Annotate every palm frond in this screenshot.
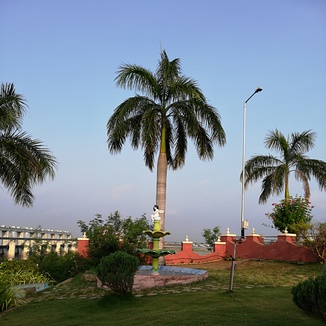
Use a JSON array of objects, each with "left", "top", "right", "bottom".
[
  {"left": 0, "top": 83, "right": 27, "bottom": 131},
  {"left": 0, "top": 130, "right": 57, "bottom": 206},
  {"left": 290, "top": 130, "right": 315, "bottom": 154}
]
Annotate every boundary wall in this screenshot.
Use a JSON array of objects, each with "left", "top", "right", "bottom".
[
  {"left": 164, "top": 230, "right": 317, "bottom": 264},
  {"left": 77, "top": 230, "right": 318, "bottom": 264}
]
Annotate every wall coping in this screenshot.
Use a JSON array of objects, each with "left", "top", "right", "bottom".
[{"left": 278, "top": 233, "right": 296, "bottom": 237}]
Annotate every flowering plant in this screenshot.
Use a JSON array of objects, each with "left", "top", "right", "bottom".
[{"left": 266, "top": 196, "right": 313, "bottom": 233}]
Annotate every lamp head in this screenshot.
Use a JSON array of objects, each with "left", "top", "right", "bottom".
[{"left": 255, "top": 87, "right": 263, "bottom": 93}]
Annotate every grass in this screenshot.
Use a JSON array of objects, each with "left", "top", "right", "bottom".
[{"left": 0, "top": 260, "right": 324, "bottom": 325}]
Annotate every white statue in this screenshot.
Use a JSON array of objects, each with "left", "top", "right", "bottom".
[{"left": 151, "top": 205, "right": 164, "bottom": 222}]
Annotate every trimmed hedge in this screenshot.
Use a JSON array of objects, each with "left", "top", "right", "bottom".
[
  {"left": 292, "top": 273, "right": 326, "bottom": 321},
  {"left": 97, "top": 251, "right": 140, "bottom": 295}
]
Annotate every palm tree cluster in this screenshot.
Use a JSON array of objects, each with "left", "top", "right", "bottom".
[
  {"left": 243, "top": 129, "right": 326, "bottom": 204},
  {"left": 0, "top": 83, "right": 57, "bottom": 206},
  {"left": 107, "top": 50, "right": 226, "bottom": 234}
]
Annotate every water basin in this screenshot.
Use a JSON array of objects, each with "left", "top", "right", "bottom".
[{"left": 133, "top": 266, "right": 208, "bottom": 290}]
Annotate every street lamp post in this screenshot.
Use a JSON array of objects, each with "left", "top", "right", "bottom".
[{"left": 241, "top": 87, "right": 263, "bottom": 238}]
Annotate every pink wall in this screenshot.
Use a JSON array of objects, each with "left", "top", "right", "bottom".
[
  {"left": 165, "top": 241, "right": 226, "bottom": 265},
  {"left": 77, "top": 238, "right": 89, "bottom": 258},
  {"left": 77, "top": 232, "right": 318, "bottom": 264},
  {"left": 219, "top": 233, "right": 317, "bottom": 263}
]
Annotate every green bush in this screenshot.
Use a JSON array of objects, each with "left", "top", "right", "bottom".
[
  {"left": 96, "top": 251, "right": 140, "bottom": 295},
  {"left": 0, "top": 260, "right": 49, "bottom": 285},
  {"left": 0, "top": 261, "right": 46, "bottom": 312},
  {"left": 35, "top": 252, "right": 90, "bottom": 283},
  {"left": 28, "top": 247, "right": 91, "bottom": 284},
  {"left": 266, "top": 196, "right": 313, "bottom": 233},
  {"left": 0, "top": 275, "right": 24, "bottom": 312},
  {"left": 292, "top": 274, "right": 326, "bottom": 321},
  {"left": 78, "top": 212, "right": 149, "bottom": 267}
]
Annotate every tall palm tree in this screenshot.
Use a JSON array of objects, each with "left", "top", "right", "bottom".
[
  {"left": 0, "top": 83, "right": 57, "bottom": 206},
  {"left": 243, "top": 129, "right": 326, "bottom": 204},
  {"left": 107, "top": 50, "right": 226, "bottom": 241}
]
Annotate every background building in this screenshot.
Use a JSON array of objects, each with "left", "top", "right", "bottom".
[{"left": 0, "top": 225, "right": 76, "bottom": 260}]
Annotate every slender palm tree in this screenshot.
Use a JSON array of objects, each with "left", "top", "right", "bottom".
[
  {"left": 107, "top": 50, "right": 226, "bottom": 241},
  {"left": 0, "top": 83, "right": 57, "bottom": 206},
  {"left": 243, "top": 129, "right": 326, "bottom": 204}
]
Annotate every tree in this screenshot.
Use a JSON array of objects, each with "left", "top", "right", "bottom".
[
  {"left": 265, "top": 196, "right": 313, "bottom": 233},
  {"left": 202, "top": 226, "right": 221, "bottom": 248},
  {"left": 294, "top": 221, "right": 326, "bottom": 263},
  {"left": 107, "top": 51, "right": 226, "bottom": 244},
  {"left": 77, "top": 211, "right": 149, "bottom": 266},
  {"left": 0, "top": 83, "right": 57, "bottom": 206},
  {"left": 243, "top": 129, "right": 326, "bottom": 204}
]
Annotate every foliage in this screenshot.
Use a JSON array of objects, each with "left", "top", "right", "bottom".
[
  {"left": 266, "top": 196, "right": 313, "bottom": 233},
  {"left": 202, "top": 226, "right": 221, "bottom": 248},
  {"left": 96, "top": 251, "right": 140, "bottom": 295},
  {"left": 0, "top": 261, "right": 324, "bottom": 325},
  {"left": 294, "top": 221, "right": 326, "bottom": 263},
  {"left": 0, "top": 82, "right": 57, "bottom": 206},
  {"left": 107, "top": 50, "right": 226, "bottom": 235},
  {"left": 0, "top": 275, "right": 25, "bottom": 312},
  {"left": 77, "top": 211, "right": 149, "bottom": 266},
  {"left": 0, "top": 259, "right": 49, "bottom": 284},
  {"left": 292, "top": 274, "right": 326, "bottom": 321},
  {"left": 28, "top": 246, "right": 90, "bottom": 283},
  {"left": 37, "top": 252, "right": 90, "bottom": 283},
  {"left": 243, "top": 129, "right": 326, "bottom": 204},
  {"left": 0, "top": 260, "right": 49, "bottom": 312}
]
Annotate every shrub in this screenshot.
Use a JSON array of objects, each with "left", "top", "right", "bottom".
[
  {"left": 35, "top": 252, "right": 90, "bottom": 283},
  {"left": 0, "top": 275, "right": 25, "bottom": 312},
  {"left": 266, "top": 196, "right": 313, "bottom": 233},
  {"left": 0, "top": 260, "right": 47, "bottom": 312},
  {"left": 292, "top": 274, "right": 326, "bottom": 321},
  {"left": 0, "top": 260, "right": 49, "bottom": 285},
  {"left": 77, "top": 212, "right": 149, "bottom": 267},
  {"left": 96, "top": 251, "right": 140, "bottom": 295}
]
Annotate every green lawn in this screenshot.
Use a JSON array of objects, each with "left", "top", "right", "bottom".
[{"left": 0, "top": 260, "right": 324, "bottom": 325}]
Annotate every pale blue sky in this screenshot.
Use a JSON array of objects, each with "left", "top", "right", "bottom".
[{"left": 1, "top": 0, "right": 325, "bottom": 241}]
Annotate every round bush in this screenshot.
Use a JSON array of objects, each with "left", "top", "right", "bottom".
[
  {"left": 292, "top": 273, "right": 326, "bottom": 321},
  {"left": 97, "top": 251, "right": 140, "bottom": 295}
]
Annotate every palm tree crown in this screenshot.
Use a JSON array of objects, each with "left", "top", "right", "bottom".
[
  {"left": 107, "top": 50, "right": 226, "bottom": 234},
  {"left": 0, "top": 83, "right": 57, "bottom": 206},
  {"left": 243, "top": 129, "right": 326, "bottom": 204}
]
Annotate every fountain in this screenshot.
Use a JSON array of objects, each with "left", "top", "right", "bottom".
[
  {"left": 135, "top": 205, "right": 208, "bottom": 290},
  {"left": 137, "top": 205, "right": 175, "bottom": 274}
]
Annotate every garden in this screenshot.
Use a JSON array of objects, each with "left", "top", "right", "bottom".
[{"left": 0, "top": 258, "right": 325, "bottom": 325}]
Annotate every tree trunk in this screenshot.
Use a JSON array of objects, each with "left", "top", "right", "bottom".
[
  {"left": 156, "top": 151, "right": 167, "bottom": 249},
  {"left": 285, "top": 171, "right": 290, "bottom": 201}
]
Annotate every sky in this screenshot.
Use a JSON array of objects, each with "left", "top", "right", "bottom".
[{"left": 1, "top": 0, "right": 325, "bottom": 242}]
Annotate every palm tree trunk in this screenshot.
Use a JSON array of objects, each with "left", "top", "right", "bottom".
[
  {"left": 156, "top": 124, "right": 168, "bottom": 250},
  {"left": 285, "top": 172, "right": 290, "bottom": 201},
  {"left": 156, "top": 151, "right": 167, "bottom": 249}
]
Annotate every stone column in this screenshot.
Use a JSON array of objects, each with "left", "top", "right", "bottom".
[
  {"left": 181, "top": 235, "right": 193, "bottom": 253},
  {"left": 8, "top": 240, "right": 15, "bottom": 260},
  {"left": 213, "top": 237, "right": 226, "bottom": 256}
]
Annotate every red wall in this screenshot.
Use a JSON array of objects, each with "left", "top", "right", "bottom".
[
  {"left": 77, "top": 233, "right": 318, "bottom": 264},
  {"left": 165, "top": 233, "right": 317, "bottom": 265},
  {"left": 219, "top": 233, "right": 317, "bottom": 263},
  {"left": 77, "top": 238, "right": 89, "bottom": 258}
]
